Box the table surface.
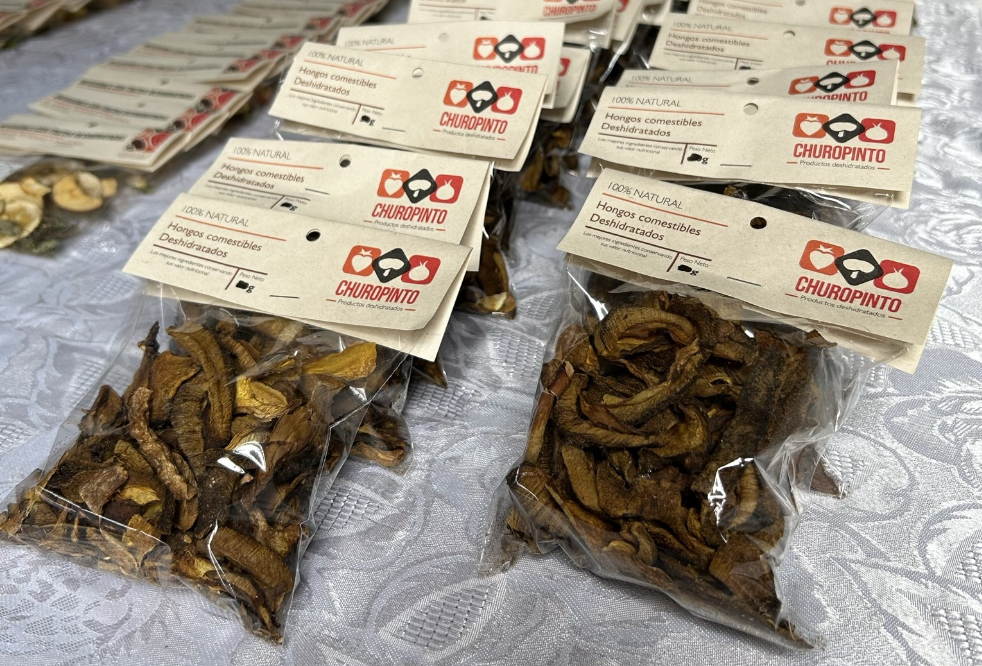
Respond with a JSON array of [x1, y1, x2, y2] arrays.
[[2, 1, 981, 665]]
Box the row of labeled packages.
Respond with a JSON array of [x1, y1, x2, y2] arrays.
[[1, 0, 953, 652], [0, 0, 390, 251]]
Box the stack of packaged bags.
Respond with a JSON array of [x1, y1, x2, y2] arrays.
[[0, 0, 388, 252], [0, 0, 954, 652]]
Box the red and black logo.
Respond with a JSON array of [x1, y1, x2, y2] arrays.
[[788, 69, 876, 95], [377, 169, 463, 204], [829, 6, 898, 28], [343, 245, 440, 285], [800, 240, 919, 293], [825, 38, 906, 61], [792, 112, 896, 144], [127, 128, 173, 153], [444, 80, 522, 115], [473, 35, 546, 63]]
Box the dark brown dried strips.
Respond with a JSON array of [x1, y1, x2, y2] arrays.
[[0, 311, 387, 642], [505, 291, 827, 646]]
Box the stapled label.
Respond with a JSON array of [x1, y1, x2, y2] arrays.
[[123, 194, 471, 336], [0, 114, 185, 171], [336, 21, 565, 108], [618, 61, 899, 105], [581, 83, 920, 194], [407, 0, 618, 48], [189, 139, 491, 272], [649, 15, 925, 98], [269, 43, 547, 170], [558, 169, 952, 366], [686, 0, 914, 35]]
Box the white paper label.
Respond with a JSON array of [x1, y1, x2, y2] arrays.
[[189, 139, 491, 271], [649, 15, 925, 98], [581, 83, 920, 194], [123, 194, 472, 336], [618, 61, 899, 105], [269, 43, 547, 171], [686, 0, 914, 35], [336, 21, 565, 108], [559, 169, 952, 366]]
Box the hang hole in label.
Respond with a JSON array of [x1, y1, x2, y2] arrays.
[[746, 77, 759, 86], [743, 103, 759, 115], [339, 156, 352, 168], [306, 230, 321, 242], [438, 32, 449, 42], [783, 30, 796, 38], [135, 102, 146, 108], [158, 79, 169, 85], [795, 0, 805, 5], [87, 122, 99, 128], [412, 68, 424, 78], [750, 217, 767, 229]]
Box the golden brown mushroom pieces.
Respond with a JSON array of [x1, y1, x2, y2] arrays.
[[0, 311, 388, 642]]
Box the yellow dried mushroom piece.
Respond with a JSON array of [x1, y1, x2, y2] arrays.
[[0, 199, 44, 248], [52, 172, 105, 212]]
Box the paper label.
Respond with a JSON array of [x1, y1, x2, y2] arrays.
[[187, 14, 313, 34], [613, 0, 647, 43], [406, 0, 617, 48], [188, 139, 491, 272], [229, 7, 342, 37], [649, 15, 925, 97], [131, 40, 287, 73], [96, 53, 277, 87], [581, 83, 919, 194], [123, 194, 471, 335], [618, 60, 899, 105], [558, 169, 951, 356], [686, 0, 914, 35], [76, 69, 252, 111], [156, 29, 310, 52], [269, 43, 547, 167], [0, 7, 26, 32], [0, 0, 59, 32], [336, 21, 565, 108], [540, 46, 593, 124], [0, 114, 185, 171], [29, 89, 227, 151]]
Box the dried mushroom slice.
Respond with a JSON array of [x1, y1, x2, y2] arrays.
[[0, 312, 391, 642], [505, 291, 826, 646], [52, 172, 104, 212]]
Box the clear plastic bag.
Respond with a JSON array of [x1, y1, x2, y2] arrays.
[[0, 286, 406, 642], [484, 261, 890, 648], [0, 157, 142, 254], [455, 175, 518, 319]]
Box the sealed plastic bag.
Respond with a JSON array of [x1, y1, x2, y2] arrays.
[[0, 286, 406, 642], [455, 176, 518, 318], [0, 157, 138, 254], [486, 262, 885, 647]]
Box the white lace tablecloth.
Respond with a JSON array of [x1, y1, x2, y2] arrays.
[[1, 1, 981, 664]]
